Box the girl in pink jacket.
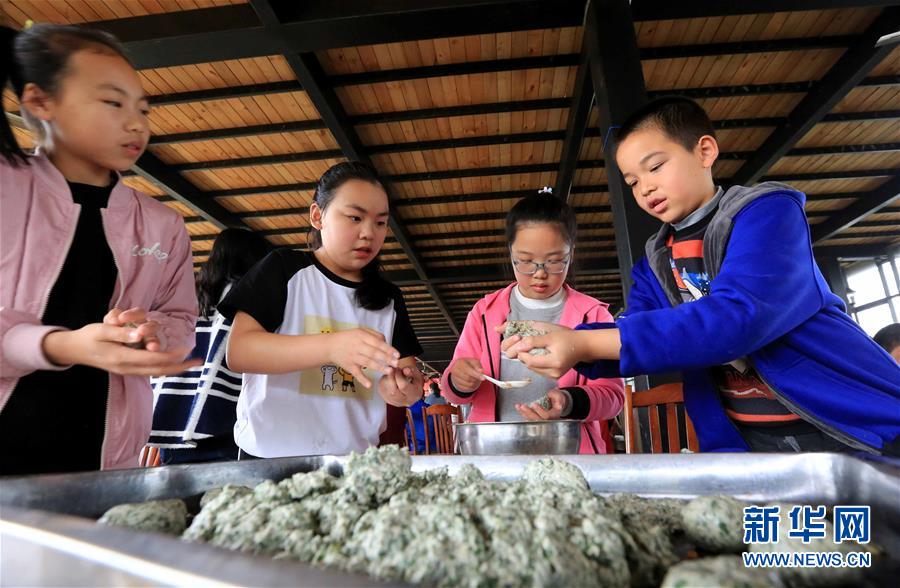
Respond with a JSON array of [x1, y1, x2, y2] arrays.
[[442, 191, 625, 453], [0, 25, 199, 474]]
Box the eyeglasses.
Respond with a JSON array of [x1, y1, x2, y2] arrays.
[[511, 255, 571, 275]]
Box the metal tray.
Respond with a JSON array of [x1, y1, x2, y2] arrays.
[[2, 453, 898, 586]]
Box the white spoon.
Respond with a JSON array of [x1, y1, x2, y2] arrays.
[[482, 374, 531, 389]]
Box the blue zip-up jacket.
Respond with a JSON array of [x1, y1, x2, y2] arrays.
[[576, 183, 900, 455]]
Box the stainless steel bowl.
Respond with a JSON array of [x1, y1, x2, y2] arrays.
[[455, 420, 581, 455]]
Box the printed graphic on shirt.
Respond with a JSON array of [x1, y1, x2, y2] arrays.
[[668, 235, 710, 302], [671, 259, 710, 301], [713, 363, 800, 425], [299, 315, 373, 400], [216, 250, 422, 457]]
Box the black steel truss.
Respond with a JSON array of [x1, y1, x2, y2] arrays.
[[730, 7, 900, 185], [556, 57, 595, 202], [630, 0, 900, 20], [811, 176, 900, 243], [99, 1, 587, 69]]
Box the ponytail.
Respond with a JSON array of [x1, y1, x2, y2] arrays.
[[1, 26, 27, 165], [357, 257, 392, 311]]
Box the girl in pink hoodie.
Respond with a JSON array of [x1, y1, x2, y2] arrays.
[[441, 190, 625, 453], [0, 25, 199, 474]]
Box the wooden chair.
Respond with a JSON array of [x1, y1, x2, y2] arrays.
[[139, 445, 161, 467], [404, 407, 419, 455], [623, 383, 699, 454], [422, 404, 462, 455]]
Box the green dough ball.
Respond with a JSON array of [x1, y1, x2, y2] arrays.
[[682, 495, 747, 553], [662, 555, 777, 588], [99, 498, 188, 535]]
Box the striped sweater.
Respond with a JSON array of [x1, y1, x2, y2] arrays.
[[149, 310, 241, 449]]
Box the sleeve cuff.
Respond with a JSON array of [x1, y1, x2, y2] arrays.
[[575, 359, 623, 379], [558, 388, 573, 417], [3, 324, 72, 372], [575, 322, 618, 331], [448, 374, 477, 398], [560, 386, 591, 420], [572, 322, 624, 378]]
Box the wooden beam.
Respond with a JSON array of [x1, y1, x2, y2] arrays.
[[402, 207, 612, 226], [149, 119, 325, 145], [648, 76, 896, 101], [640, 35, 857, 59], [148, 81, 301, 107], [811, 176, 900, 243], [764, 169, 899, 182], [329, 54, 581, 87], [813, 243, 900, 259], [384, 257, 619, 286]]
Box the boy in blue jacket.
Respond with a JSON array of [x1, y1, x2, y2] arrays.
[[503, 97, 900, 455]]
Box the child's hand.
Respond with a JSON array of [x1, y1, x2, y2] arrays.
[[378, 365, 424, 407], [104, 307, 161, 351], [516, 389, 567, 421], [508, 330, 586, 379], [327, 328, 400, 388], [497, 321, 570, 358], [42, 325, 200, 376], [449, 358, 483, 392]]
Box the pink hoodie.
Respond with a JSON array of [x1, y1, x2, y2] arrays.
[[0, 153, 198, 469], [441, 283, 625, 453]]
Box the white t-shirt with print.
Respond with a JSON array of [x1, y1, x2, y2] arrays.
[[219, 250, 420, 457]]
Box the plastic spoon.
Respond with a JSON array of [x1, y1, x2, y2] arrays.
[[482, 374, 531, 389]]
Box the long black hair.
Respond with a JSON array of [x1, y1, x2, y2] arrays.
[[310, 161, 394, 310], [197, 229, 274, 316], [1, 24, 130, 165]]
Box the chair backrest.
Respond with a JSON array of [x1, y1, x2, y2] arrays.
[[404, 407, 419, 455], [422, 404, 461, 454], [139, 445, 161, 467], [623, 383, 699, 454]]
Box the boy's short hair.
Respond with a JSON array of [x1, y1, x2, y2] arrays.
[[613, 96, 716, 157], [874, 323, 900, 353]]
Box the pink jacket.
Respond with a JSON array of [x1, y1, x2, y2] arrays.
[[0, 153, 198, 469], [441, 284, 625, 453]]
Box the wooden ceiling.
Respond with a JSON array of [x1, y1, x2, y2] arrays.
[[3, 0, 898, 369]]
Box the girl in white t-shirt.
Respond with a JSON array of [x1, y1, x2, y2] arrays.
[[219, 162, 423, 457]]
